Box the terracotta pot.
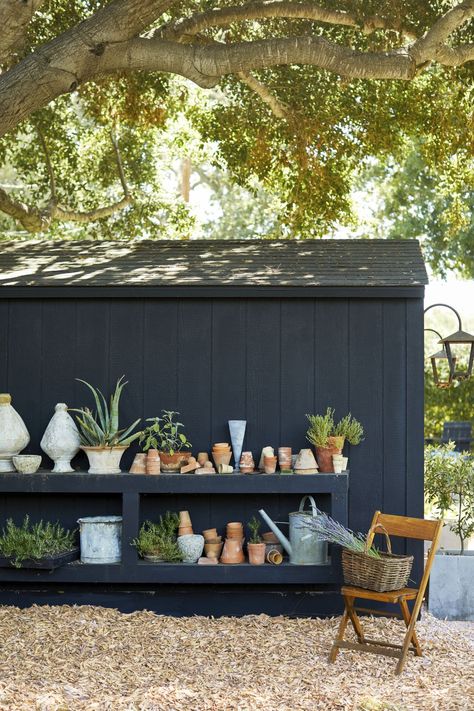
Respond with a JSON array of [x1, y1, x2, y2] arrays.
[[159, 451, 191, 472], [315, 445, 342, 473], [220, 538, 245, 564], [278, 447, 292, 470], [213, 442, 230, 449], [147, 462, 161, 475], [178, 525, 193, 536], [129, 453, 147, 474], [204, 541, 223, 559], [179, 510, 192, 528], [197, 452, 208, 467], [146, 449, 160, 474], [264, 455, 277, 474], [328, 435, 345, 451], [147, 449, 160, 460], [262, 531, 279, 544], [267, 549, 283, 565], [248, 542, 266, 565], [239, 451, 254, 473], [212, 450, 232, 467], [203, 528, 218, 541], [205, 536, 222, 544]]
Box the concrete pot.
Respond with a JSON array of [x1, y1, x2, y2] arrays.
[[81, 446, 128, 474], [78, 515, 122, 564], [40, 403, 80, 473], [177, 534, 204, 563], [429, 551, 474, 621]]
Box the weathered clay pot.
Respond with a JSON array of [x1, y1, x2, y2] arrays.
[[204, 541, 223, 559], [262, 531, 279, 544], [130, 453, 147, 474], [240, 451, 254, 474], [203, 528, 218, 541], [264, 455, 278, 474], [197, 452, 208, 466], [267, 549, 283, 565], [248, 542, 266, 565], [81, 445, 128, 474], [220, 538, 245, 564], [179, 510, 192, 528], [278, 447, 292, 471], [315, 436, 344, 472], [212, 449, 232, 467], [177, 534, 204, 563], [159, 451, 191, 472], [258, 446, 274, 471], [294, 448, 319, 474], [226, 522, 244, 539], [178, 525, 193, 536]]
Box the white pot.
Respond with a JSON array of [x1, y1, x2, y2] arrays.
[[0, 394, 30, 472], [429, 550, 474, 621], [41, 403, 80, 473], [78, 515, 122, 564], [81, 446, 128, 474]]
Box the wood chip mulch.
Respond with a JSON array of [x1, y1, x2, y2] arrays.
[[0, 605, 472, 710]]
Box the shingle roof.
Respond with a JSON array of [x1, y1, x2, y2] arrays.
[[0, 239, 428, 288]]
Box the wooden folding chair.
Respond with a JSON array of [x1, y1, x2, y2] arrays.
[[329, 511, 443, 675]]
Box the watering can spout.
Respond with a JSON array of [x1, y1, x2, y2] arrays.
[[258, 509, 292, 555]]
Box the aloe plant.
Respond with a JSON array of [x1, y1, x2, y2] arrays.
[[71, 376, 141, 447]]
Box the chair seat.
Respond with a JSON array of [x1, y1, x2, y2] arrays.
[[341, 585, 418, 603]]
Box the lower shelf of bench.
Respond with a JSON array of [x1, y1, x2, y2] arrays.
[[0, 560, 339, 584]]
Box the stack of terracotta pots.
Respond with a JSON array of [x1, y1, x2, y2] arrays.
[[203, 527, 223, 559], [178, 510, 193, 536], [220, 521, 245, 564], [263, 454, 277, 474], [239, 451, 255, 474], [212, 443, 232, 468], [278, 447, 292, 471], [146, 449, 161, 474]]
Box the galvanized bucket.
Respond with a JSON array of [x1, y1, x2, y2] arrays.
[[289, 496, 328, 565], [78, 515, 122, 564]]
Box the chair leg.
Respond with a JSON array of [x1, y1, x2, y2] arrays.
[[399, 599, 422, 657], [396, 611, 419, 675], [329, 607, 350, 662], [344, 595, 365, 643]]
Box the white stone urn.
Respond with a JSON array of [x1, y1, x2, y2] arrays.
[[81, 446, 128, 474], [40, 403, 80, 473], [0, 394, 30, 472]]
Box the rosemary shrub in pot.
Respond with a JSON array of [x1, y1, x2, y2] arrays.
[[0, 515, 78, 569], [72, 376, 141, 474], [306, 408, 364, 472], [425, 442, 474, 620], [132, 512, 182, 562], [139, 410, 192, 472]]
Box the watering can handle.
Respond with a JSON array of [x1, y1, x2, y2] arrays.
[[299, 495, 318, 517]]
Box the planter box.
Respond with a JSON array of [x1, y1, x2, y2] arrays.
[[429, 551, 474, 621], [0, 547, 79, 571]]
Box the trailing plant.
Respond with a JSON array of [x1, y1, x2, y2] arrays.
[[132, 512, 182, 562], [247, 516, 262, 544], [139, 410, 192, 454], [306, 408, 364, 448], [0, 516, 76, 568], [72, 376, 141, 448], [333, 414, 364, 445], [425, 442, 474, 554], [303, 509, 381, 559]]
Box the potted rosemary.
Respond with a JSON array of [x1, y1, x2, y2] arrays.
[[132, 512, 182, 562], [72, 376, 142, 474], [247, 516, 266, 565], [425, 442, 474, 620], [0, 515, 78, 570], [139, 410, 192, 472], [306, 408, 364, 472]]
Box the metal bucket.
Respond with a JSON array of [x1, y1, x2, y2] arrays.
[[78, 515, 122, 564], [288, 496, 328, 565]]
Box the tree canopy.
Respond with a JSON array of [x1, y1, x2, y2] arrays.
[[0, 1, 472, 268]]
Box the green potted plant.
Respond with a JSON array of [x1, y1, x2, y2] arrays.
[[247, 516, 266, 565], [132, 512, 182, 562], [425, 442, 474, 620], [139, 410, 192, 472], [0, 515, 78, 569], [306, 408, 364, 472], [72, 376, 142, 474]]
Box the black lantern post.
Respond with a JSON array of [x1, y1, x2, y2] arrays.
[[424, 328, 456, 389], [424, 303, 474, 384]]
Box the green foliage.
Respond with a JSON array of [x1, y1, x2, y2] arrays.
[[0, 516, 76, 568], [72, 376, 141, 447], [425, 442, 474, 553], [306, 409, 364, 447], [140, 410, 191, 454], [247, 516, 262, 544], [132, 513, 182, 561], [424, 366, 474, 442]]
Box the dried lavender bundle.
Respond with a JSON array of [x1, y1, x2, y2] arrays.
[[304, 509, 381, 558]]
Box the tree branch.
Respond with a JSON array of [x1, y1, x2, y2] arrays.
[[412, 0, 474, 64], [51, 196, 132, 224], [159, 1, 418, 43], [0, 0, 45, 66], [237, 71, 289, 119]]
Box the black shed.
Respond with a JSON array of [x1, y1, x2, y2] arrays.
[[0, 239, 428, 616]]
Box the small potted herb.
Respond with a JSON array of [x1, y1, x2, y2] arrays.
[[139, 410, 192, 472], [0, 515, 78, 569], [306, 408, 364, 472], [247, 516, 266, 565], [132, 512, 182, 562], [72, 376, 142, 474]]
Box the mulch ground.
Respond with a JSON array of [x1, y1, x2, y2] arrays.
[[0, 605, 472, 710]]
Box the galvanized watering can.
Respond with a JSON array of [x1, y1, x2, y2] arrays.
[[258, 496, 328, 565]]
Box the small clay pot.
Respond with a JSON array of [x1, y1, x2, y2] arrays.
[[146, 462, 161, 475], [248, 542, 266, 565], [178, 525, 193, 537], [220, 538, 245, 564], [262, 531, 279, 544], [129, 453, 147, 474], [267, 549, 283, 565], [205, 536, 222, 544], [203, 528, 218, 541], [147, 449, 160, 460], [213, 442, 230, 450], [204, 541, 223, 559], [278, 447, 292, 470], [212, 450, 232, 467], [239, 451, 254, 473], [197, 452, 208, 467], [264, 455, 277, 474], [179, 510, 192, 528]]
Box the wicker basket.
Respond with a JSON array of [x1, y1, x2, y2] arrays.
[[342, 523, 413, 592]]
